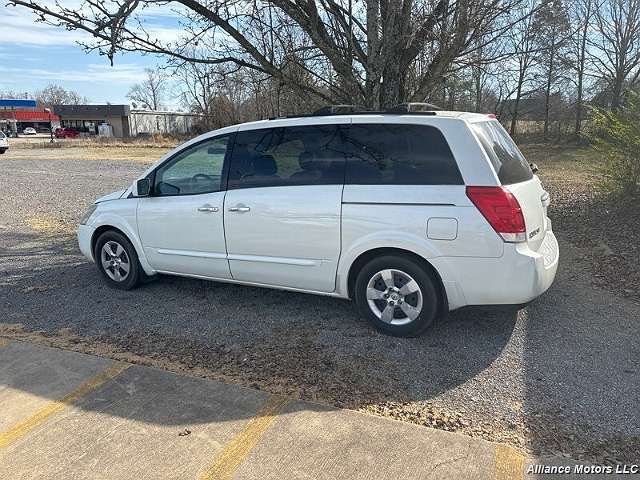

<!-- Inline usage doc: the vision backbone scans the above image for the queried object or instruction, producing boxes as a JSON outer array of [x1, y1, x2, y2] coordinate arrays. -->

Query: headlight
[[79, 204, 98, 225]]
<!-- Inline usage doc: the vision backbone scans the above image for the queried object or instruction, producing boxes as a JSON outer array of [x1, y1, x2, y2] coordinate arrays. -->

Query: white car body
[[78, 111, 558, 321], [0, 131, 8, 153], [23, 127, 37, 135]]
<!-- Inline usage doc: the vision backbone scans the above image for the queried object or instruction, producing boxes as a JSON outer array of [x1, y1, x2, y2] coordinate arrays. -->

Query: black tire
[[354, 255, 439, 337], [94, 230, 143, 290]]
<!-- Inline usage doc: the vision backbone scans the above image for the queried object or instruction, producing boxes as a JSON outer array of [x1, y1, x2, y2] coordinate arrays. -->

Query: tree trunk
[[474, 67, 482, 112], [365, 0, 381, 109], [574, 0, 591, 137], [543, 48, 554, 141], [378, 0, 405, 108], [575, 75, 583, 137], [380, 64, 403, 108], [510, 68, 525, 137], [447, 82, 456, 110], [611, 73, 625, 110]]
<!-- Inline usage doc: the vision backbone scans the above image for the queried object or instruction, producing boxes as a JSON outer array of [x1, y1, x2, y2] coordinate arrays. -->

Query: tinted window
[[228, 125, 345, 189], [471, 121, 533, 185], [343, 124, 462, 185], [154, 135, 229, 196]]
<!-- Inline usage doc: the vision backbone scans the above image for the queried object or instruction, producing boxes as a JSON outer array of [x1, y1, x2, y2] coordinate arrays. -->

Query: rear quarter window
[[343, 124, 463, 185], [471, 121, 533, 185]]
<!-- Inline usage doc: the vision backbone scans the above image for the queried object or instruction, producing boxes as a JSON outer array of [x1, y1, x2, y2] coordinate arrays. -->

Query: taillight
[[466, 186, 526, 243]]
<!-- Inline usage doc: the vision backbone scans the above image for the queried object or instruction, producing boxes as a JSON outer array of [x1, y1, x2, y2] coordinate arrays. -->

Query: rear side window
[[471, 121, 533, 185], [343, 124, 462, 185], [228, 125, 346, 189]]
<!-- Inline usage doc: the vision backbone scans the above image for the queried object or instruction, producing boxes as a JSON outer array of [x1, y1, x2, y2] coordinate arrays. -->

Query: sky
[[0, 2, 184, 106]]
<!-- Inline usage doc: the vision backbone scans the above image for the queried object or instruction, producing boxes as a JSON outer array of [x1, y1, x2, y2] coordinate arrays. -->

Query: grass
[[10, 135, 180, 150], [1, 145, 173, 163]]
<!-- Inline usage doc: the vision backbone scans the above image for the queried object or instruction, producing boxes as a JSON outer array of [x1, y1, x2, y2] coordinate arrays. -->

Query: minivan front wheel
[[354, 256, 439, 337], [94, 230, 142, 290]]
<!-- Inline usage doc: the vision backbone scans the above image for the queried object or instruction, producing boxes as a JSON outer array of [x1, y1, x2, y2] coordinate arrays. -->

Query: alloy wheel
[[365, 268, 423, 325], [100, 241, 130, 282]]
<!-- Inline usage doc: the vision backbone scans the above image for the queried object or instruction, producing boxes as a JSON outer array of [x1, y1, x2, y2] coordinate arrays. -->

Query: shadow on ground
[[522, 238, 640, 463], [1, 230, 517, 428]]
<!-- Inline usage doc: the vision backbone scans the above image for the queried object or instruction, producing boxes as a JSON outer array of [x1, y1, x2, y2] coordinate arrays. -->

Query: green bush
[[586, 91, 640, 197]]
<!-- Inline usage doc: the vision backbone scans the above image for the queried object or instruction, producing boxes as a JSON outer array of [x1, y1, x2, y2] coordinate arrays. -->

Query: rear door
[[470, 120, 548, 250], [223, 122, 347, 292]]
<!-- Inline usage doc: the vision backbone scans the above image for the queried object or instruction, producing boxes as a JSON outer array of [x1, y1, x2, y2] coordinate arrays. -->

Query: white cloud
[[0, 3, 185, 47], [2, 64, 149, 84], [0, 9, 87, 45]]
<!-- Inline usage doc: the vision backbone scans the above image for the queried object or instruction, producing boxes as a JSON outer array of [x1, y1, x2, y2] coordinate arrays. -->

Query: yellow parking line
[[200, 395, 289, 480], [495, 444, 525, 480], [0, 362, 130, 449], [0, 339, 9, 348]]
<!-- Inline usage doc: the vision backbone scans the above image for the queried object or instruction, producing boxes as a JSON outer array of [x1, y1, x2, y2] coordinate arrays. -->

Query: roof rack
[[268, 102, 441, 120], [312, 105, 363, 115], [387, 102, 441, 113]]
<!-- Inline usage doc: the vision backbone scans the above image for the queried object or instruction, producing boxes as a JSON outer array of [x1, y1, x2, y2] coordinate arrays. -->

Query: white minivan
[[78, 105, 558, 337]]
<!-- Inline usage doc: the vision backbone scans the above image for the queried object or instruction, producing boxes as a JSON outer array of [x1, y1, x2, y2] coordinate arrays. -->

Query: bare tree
[[0, 90, 33, 100], [506, 0, 540, 135], [175, 62, 217, 118], [35, 84, 88, 107], [534, 0, 570, 139], [127, 68, 167, 110], [8, 0, 531, 109], [591, 0, 640, 109], [568, 0, 595, 136], [175, 63, 249, 128]]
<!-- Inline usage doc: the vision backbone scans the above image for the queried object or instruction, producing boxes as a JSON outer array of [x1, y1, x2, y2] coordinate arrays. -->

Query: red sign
[[0, 110, 60, 121]]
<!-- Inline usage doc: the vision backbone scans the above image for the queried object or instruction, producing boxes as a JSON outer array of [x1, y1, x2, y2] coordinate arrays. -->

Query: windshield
[[471, 121, 533, 185]]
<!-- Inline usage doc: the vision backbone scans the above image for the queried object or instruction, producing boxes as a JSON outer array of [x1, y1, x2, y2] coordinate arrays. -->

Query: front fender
[[88, 206, 155, 276]]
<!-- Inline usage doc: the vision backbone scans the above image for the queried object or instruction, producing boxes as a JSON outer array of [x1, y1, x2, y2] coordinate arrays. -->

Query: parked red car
[[54, 127, 80, 139]]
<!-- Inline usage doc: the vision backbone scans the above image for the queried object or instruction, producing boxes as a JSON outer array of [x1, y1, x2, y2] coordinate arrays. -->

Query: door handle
[[228, 205, 250, 213], [197, 205, 219, 213]]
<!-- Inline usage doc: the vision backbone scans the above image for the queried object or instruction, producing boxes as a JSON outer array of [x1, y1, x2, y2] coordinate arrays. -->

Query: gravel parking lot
[[1, 152, 639, 464]]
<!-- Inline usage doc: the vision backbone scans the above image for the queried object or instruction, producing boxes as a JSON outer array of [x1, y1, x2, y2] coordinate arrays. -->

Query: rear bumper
[[438, 230, 559, 309]]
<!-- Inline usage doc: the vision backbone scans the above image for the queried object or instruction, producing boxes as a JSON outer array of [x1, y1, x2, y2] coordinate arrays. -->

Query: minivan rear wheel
[[354, 256, 439, 337], [94, 230, 142, 290]]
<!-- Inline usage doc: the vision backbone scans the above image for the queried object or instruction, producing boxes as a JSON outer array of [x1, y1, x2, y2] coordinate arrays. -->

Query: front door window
[[154, 136, 229, 196]]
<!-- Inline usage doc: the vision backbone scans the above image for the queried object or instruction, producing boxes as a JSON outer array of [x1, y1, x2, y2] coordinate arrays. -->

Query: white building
[[129, 110, 204, 137]]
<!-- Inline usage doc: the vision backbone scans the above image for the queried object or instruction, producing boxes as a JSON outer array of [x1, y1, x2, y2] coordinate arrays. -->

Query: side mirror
[[136, 178, 151, 197]]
